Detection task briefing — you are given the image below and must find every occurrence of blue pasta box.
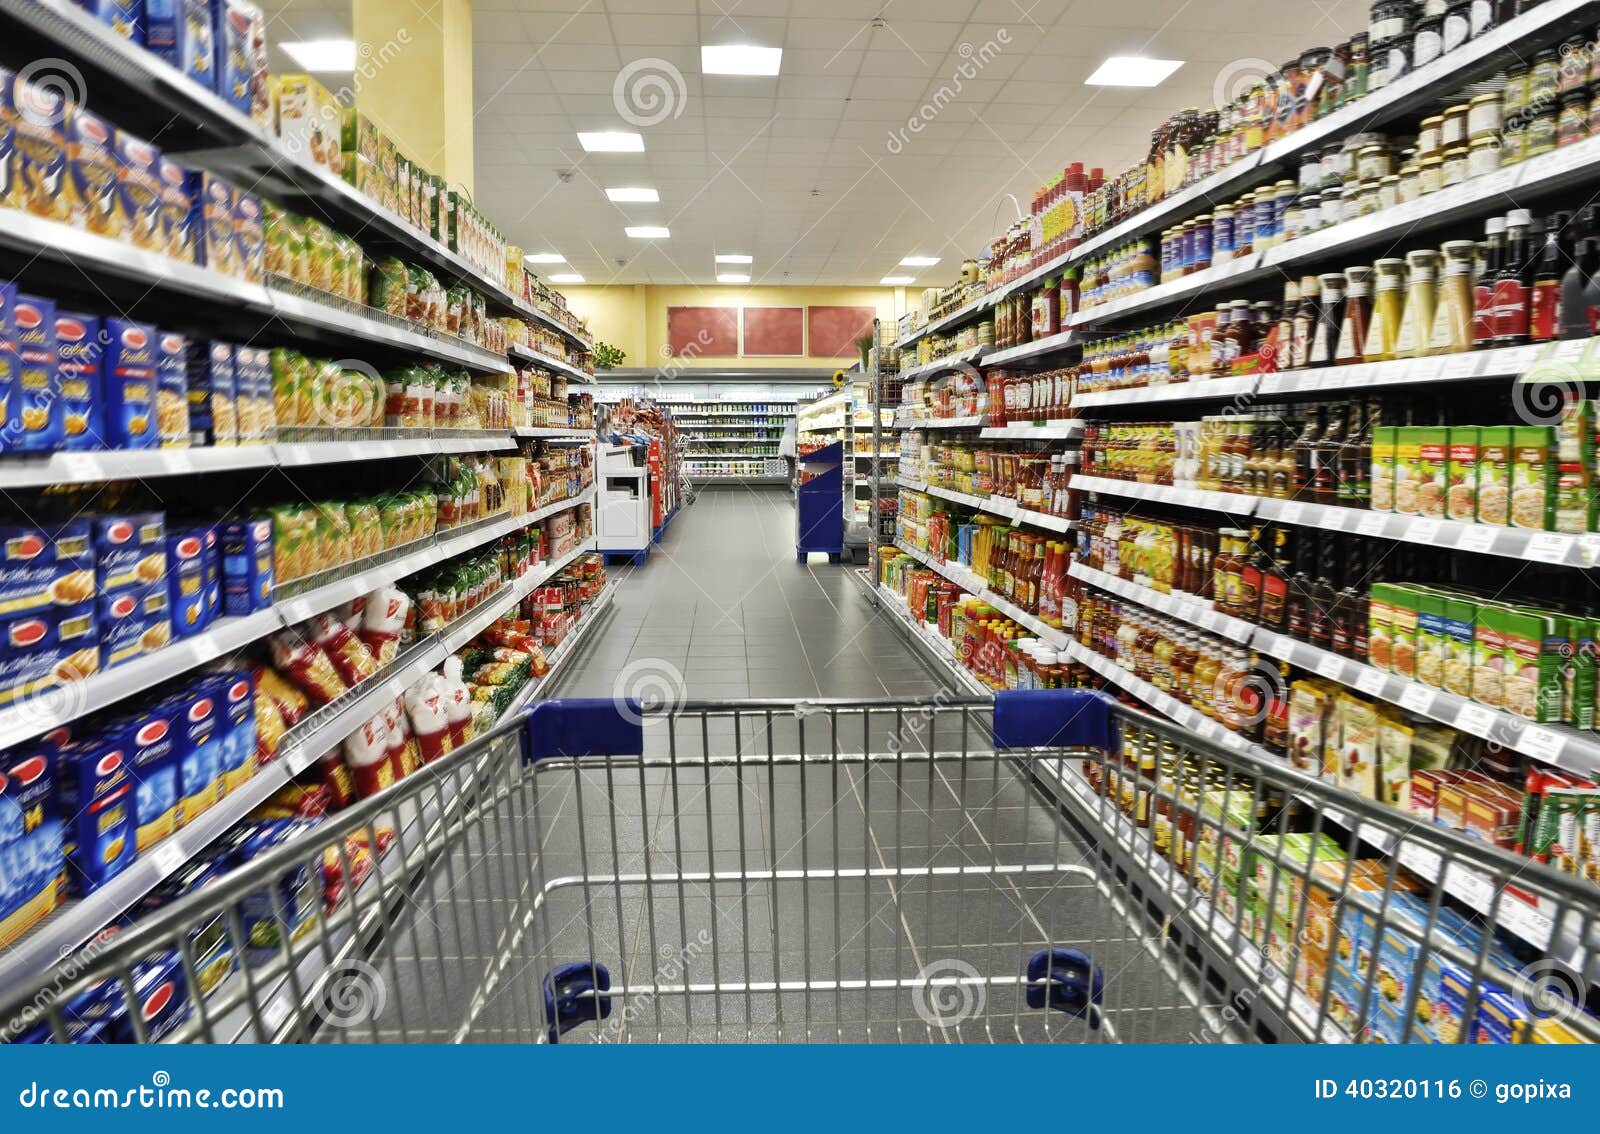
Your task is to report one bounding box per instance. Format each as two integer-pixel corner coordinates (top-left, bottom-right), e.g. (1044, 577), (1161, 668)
(145, 0), (214, 91)
(0, 518), (95, 618)
(185, 339), (235, 446)
(0, 604), (98, 707)
(199, 523), (220, 620)
(135, 858), (234, 996)
(97, 583), (171, 670)
(156, 329), (189, 448)
(157, 155), (194, 262)
(0, 70), (16, 212)
(221, 516), (272, 613)
(90, 511), (166, 595)
(11, 76), (69, 224)
(107, 701), (179, 851)
(234, 189), (263, 284)
(228, 819), (320, 961)
(239, 344), (273, 443)
(55, 733), (137, 895)
(0, 744), (64, 949)
(212, 0), (259, 119)
(64, 105), (125, 241)
(78, 0), (143, 41)
(10, 294), (63, 453)
(0, 281), (17, 433)
(214, 669), (256, 793)
(167, 680), (223, 825)
(165, 527), (209, 636)
(54, 310), (106, 450)
(113, 130), (163, 254)
(107, 952), (192, 1043)
(101, 317), (158, 449)
(184, 169), (236, 276)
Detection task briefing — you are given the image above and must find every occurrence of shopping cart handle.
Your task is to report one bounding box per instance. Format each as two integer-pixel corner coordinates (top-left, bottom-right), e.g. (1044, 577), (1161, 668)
(525, 699), (646, 760)
(992, 690), (1116, 751)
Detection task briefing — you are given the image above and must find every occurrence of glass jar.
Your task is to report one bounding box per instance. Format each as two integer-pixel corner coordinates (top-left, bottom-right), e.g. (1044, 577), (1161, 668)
(1440, 103), (1470, 149)
(1503, 65), (1529, 122)
(1467, 135), (1502, 177)
(1558, 92), (1588, 147)
(1466, 92), (1502, 140)
(1192, 215), (1213, 271)
(1440, 145), (1469, 186)
(1443, 0), (1474, 52)
(1299, 190), (1323, 232)
(1298, 154), (1324, 190)
(1558, 34), (1591, 94)
(1365, 258), (1407, 361)
(1397, 162), (1421, 202)
(1213, 205), (1236, 264)
(1369, 0), (1414, 45)
(1354, 178), (1383, 216)
(1526, 105), (1558, 158)
(1336, 265), (1374, 365)
(1372, 34), (1411, 89)
(1413, 15), (1445, 67)
(1589, 88), (1600, 138)
(1322, 184), (1345, 226)
(1356, 143), (1395, 180)
(1396, 248), (1439, 358)
(1428, 239), (1477, 354)
(1378, 174), (1400, 210)
(1501, 114), (1528, 166)
(1417, 115), (1444, 159)
(1344, 33), (1371, 103)
(1527, 48), (1560, 107)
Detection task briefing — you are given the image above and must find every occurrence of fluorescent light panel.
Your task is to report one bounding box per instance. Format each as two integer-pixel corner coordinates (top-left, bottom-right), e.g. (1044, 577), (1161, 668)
(605, 187), (659, 202)
(899, 256), (940, 267)
(549, 273), (585, 284)
(881, 275), (916, 285)
(525, 253), (565, 264)
(281, 40), (356, 71)
(626, 225), (670, 238)
(715, 254), (753, 264)
(1084, 56), (1184, 87)
(702, 45), (782, 76)
(577, 131), (644, 152)
(717, 273), (750, 283)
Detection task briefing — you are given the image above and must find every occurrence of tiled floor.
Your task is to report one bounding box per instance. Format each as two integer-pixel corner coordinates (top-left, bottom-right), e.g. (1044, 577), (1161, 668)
(550, 486), (949, 702)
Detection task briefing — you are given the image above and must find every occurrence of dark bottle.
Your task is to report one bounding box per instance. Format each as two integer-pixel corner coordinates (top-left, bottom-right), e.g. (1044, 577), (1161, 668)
(1530, 210), (1571, 342)
(1290, 274), (1320, 369)
(1292, 407), (1325, 501)
(1239, 524), (1271, 624)
(1307, 533), (1337, 652)
(1559, 206), (1600, 339)
(1493, 209), (1534, 346)
(1337, 399), (1374, 507)
(1259, 528), (1291, 633)
(1331, 537), (1369, 659)
(1473, 216), (1505, 348)
(1285, 532), (1315, 643)
(1314, 403), (1348, 506)
(1308, 272), (1345, 367)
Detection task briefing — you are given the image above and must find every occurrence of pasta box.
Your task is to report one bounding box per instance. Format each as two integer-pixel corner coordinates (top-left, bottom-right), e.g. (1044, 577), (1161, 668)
(157, 155), (194, 262)
(213, 0), (263, 121)
(10, 294), (63, 453)
(91, 511), (166, 595)
(55, 310), (106, 450)
(55, 733), (137, 894)
(234, 344), (270, 443)
(166, 681), (224, 825)
(227, 819), (320, 961)
(11, 76), (68, 223)
(234, 189), (263, 283)
(165, 527), (210, 636)
(101, 317), (158, 449)
(185, 339), (235, 446)
(156, 329), (189, 449)
(0, 745), (63, 950)
(0, 69), (16, 211)
(0, 604), (98, 707)
(79, 0), (142, 40)
(97, 583), (171, 670)
(106, 702), (180, 851)
(64, 105), (125, 240)
(0, 280), (17, 432)
(134, 858), (234, 996)
(213, 670), (256, 793)
(104, 952), (193, 1043)
(184, 169), (235, 275)
(222, 517), (272, 614)
(0, 518), (94, 618)
(200, 523), (221, 621)
(145, 0), (215, 92)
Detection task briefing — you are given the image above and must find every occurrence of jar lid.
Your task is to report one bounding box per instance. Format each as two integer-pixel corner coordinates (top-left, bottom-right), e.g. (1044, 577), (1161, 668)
(1442, 145), (1469, 157)
(1469, 135), (1501, 148)
(1467, 92), (1502, 107)
(1419, 114), (1444, 128)
(1358, 143), (1389, 155)
(1373, 257), (1406, 268)
(1443, 103), (1469, 116)
(1380, 174), (1400, 185)
(1398, 162), (1420, 175)
(1419, 154), (1445, 167)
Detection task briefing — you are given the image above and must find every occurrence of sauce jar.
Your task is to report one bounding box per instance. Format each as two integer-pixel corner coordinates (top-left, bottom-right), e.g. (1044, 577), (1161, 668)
(1442, 0), (1474, 52)
(1466, 92), (1502, 140)
(1503, 65), (1529, 122)
(1212, 205), (1236, 263)
(1467, 135), (1502, 177)
(1321, 184), (1345, 226)
(1418, 154), (1445, 194)
(1526, 105), (1558, 158)
(1558, 35), (1591, 94)
(1397, 162), (1421, 202)
(1354, 178), (1383, 216)
(1416, 114), (1444, 159)
(1441, 145), (1469, 186)
(1557, 91), (1589, 147)
(1378, 174), (1400, 210)
(1356, 143), (1394, 180)
(1527, 48), (1560, 107)
(1192, 215), (1214, 271)
(1589, 88), (1600, 138)
(1440, 103), (1470, 149)
(1369, 0), (1414, 45)
(1500, 114), (1528, 166)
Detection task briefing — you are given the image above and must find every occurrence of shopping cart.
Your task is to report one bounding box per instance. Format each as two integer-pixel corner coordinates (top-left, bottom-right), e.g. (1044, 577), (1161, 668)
(672, 434), (697, 508)
(4, 693), (1597, 1044)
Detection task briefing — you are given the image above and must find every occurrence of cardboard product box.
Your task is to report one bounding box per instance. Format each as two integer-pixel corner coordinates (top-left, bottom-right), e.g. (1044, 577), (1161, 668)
(0, 744), (64, 949)
(165, 528), (211, 637)
(200, 524), (221, 622)
(185, 339), (236, 447)
(145, 0), (215, 92)
(55, 311), (106, 450)
(0, 281), (17, 434)
(167, 681), (225, 825)
(11, 294), (63, 453)
(154, 329), (190, 449)
(184, 169), (236, 276)
(133, 858), (233, 995)
(213, 670), (257, 793)
(1444, 426), (1479, 522)
(1501, 605), (1566, 723)
(221, 517), (273, 614)
(1391, 427), (1424, 516)
(0, 68), (18, 211)
(11, 76), (69, 223)
(80, 0), (142, 39)
(1510, 425), (1556, 531)
(234, 189), (263, 283)
(0, 602), (97, 706)
(101, 317), (159, 449)
(97, 584), (171, 671)
(64, 106), (126, 240)
(55, 733), (138, 894)
(1414, 426), (1448, 519)
(212, 0), (263, 120)
(157, 156), (195, 262)
(90, 512), (166, 596)
(275, 74), (341, 172)
(107, 702), (182, 852)
(0, 519), (94, 618)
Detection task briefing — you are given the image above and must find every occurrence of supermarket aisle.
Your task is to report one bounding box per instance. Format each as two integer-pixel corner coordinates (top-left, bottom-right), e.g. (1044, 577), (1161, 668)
(553, 487), (945, 700)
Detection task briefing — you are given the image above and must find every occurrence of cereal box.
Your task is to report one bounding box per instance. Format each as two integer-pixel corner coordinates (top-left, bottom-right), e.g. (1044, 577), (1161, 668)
(91, 511), (166, 595)
(185, 339), (236, 446)
(101, 317), (158, 448)
(64, 106), (126, 239)
(1510, 425), (1555, 530)
(165, 528), (210, 636)
(11, 294), (62, 453)
(234, 189), (263, 283)
(222, 517), (273, 613)
(146, 0), (215, 91)
(168, 681), (224, 825)
(53, 310), (106, 450)
(156, 155), (195, 262)
(184, 169), (236, 275)
(55, 733), (136, 895)
(97, 584), (171, 670)
(156, 330), (190, 448)
(106, 155), (157, 271)
(11, 76), (69, 223)
(0, 744), (63, 949)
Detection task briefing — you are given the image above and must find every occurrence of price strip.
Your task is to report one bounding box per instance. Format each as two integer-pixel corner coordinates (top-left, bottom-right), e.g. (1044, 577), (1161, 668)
(1515, 724), (1566, 763)
(1437, 353), (1480, 381)
(1405, 519), (1441, 546)
(1454, 703), (1499, 737)
(1275, 501), (1305, 524)
(1399, 684), (1436, 714)
(1454, 526), (1499, 555)
(1315, 655), (1348, 682)
(1197, 608), (1220, 631)
(1522, 532), (1572, 565)
(148, 839), (188, 876)
(1357, 512), (1390, 537)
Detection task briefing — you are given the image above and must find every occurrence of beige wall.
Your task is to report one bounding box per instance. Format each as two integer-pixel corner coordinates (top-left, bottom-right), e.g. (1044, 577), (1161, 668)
(564, 284), (904, 370)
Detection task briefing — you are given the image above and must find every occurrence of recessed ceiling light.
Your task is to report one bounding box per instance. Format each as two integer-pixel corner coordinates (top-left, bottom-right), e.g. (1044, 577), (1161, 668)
(626, 225), (670, 239)
(281, 40), (356, 71)
(899, 256), (940, 267)
(577, 131), (644, 153)
(1084, 56), (1184, 87)
(549, 273), (585, 284)
(702, 45), (783, 76)
(605, 187), (660, 203)
(881, 275), (916, 285)
(715, 253), (754, 264)
(717, 273), (751, 284)
(525, 253), (566, 264)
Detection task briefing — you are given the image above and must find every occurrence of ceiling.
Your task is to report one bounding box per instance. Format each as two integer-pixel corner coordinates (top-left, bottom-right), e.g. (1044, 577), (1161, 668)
(259, 0), (1370, 288)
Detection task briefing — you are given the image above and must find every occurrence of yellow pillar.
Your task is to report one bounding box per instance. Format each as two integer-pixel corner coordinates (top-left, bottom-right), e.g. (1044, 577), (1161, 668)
(351, 0), (476, 196)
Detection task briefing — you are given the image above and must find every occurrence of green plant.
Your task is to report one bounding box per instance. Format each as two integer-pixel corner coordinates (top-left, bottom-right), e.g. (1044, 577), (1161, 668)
(856, 333), (874, 368)
(594, 341), (626, 369)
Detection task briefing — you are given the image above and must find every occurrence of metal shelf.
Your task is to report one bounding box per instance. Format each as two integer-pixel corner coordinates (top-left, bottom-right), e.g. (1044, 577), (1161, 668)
(899, 344), (990, 380)
(980, 330), (1079, 367)
(892, 414), (986, 431)
(979, 420), (1084, 441)
(509, 342), (596, 384)
(265, 283), (510, 374)
(892, 539), (1071, 649)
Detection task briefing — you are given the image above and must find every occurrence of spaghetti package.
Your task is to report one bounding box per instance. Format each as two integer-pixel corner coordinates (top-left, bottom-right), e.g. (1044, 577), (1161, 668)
(403, 675), (452, 763)
(382, 697), (420, 777)
(341, 710), (401, 799)
(268, 629), (349, 706)
(359, 587), (409, 666)
(251, 662), (309, 727)
(309, 611), (379, 686)
(335, 595), (366, 634)
(440, 656), (473, 748)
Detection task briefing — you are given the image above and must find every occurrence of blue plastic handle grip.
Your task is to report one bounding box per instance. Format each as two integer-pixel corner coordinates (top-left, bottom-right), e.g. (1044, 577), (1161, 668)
(992, 689), (1115, 751)
(525, 699), (645, 759)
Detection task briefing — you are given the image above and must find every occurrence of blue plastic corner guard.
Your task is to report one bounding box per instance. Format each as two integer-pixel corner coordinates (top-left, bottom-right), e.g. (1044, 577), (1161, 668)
(525, 699), (645, 760)
(992, 690), (1115, 751)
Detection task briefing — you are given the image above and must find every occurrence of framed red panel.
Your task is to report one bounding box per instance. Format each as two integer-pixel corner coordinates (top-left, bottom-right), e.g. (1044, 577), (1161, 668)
(742, 306), (805, 356)
(667, 306), (739, 357)
(807, 305), (877, 357)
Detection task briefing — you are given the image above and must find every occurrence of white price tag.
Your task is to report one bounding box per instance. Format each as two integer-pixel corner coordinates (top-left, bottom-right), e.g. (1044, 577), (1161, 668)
(1455, 703), (1499, 737)
(59, 453), (100, 479)
(1315, 655), (1347, 682)
(1517, 724), (1566, 762)
(1357, 512), (1390, 537)
(1522, 532), (1572, 565)
(1399, 684), (1436, 714)
(149, 839), (187, 876)
(1197, 609), (1220, 631)
(1406, 519), (1441, 545)
(1276, 502), (1305, 524)
(1579, 534), (1600, 568)
(1552, 338), (1592, 365)
(1455, 526), (1499, 554)
(1438, 353), (1479, 381)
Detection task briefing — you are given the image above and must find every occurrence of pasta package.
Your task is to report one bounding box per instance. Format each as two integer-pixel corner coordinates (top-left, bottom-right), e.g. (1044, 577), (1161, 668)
(309, 611), (379, 686)
(267, 629), (349, 707)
